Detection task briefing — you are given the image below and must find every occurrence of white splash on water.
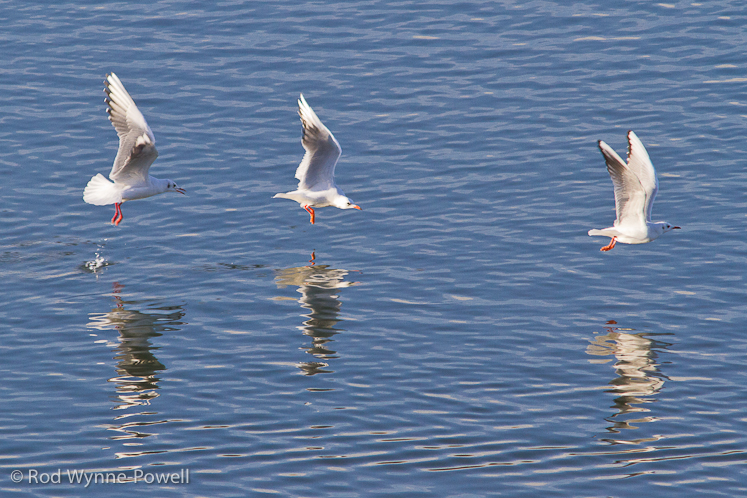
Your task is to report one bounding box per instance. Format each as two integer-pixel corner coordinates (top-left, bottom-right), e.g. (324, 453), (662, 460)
(85, 239), (109, 273)
(85, 252), (107, 272)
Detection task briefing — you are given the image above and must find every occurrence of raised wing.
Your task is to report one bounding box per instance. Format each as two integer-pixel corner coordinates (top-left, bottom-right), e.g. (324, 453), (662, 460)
(598, 138), (647, 228)
(105, 73), (158, 183)
(295, 94), (342, 191)
(625, 130), (659, 221)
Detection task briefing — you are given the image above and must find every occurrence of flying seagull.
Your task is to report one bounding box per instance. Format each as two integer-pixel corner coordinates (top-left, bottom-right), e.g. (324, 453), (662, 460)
(83, 73), (185, 226)
(273, 94), (361, 224)
(588, 130), (679, 251)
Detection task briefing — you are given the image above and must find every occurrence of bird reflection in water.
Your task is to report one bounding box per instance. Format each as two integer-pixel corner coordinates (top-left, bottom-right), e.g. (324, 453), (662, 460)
(587, 320), (672, 442)
(275, 252), (359, 375)
(87, 282), (185, 444)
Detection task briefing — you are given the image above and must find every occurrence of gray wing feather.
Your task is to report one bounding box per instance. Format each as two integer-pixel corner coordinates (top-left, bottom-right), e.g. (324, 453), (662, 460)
(625, 130), (658, 222)
(598, 138), (647, 228)
(295, 94), (341, 191)
(105, 73), (158, 183)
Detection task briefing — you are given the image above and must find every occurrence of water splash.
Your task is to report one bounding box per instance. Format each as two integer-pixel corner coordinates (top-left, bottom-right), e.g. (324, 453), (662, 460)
(83, 239), (111, 274)
(85, 252), (107, 272)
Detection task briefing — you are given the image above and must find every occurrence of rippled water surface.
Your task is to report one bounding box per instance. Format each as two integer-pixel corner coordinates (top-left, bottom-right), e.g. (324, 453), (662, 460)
(2, 1), (747, 496)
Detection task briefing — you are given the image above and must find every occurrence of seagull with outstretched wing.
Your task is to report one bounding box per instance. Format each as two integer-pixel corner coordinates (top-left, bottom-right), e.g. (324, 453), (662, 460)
(273, 94), (360, 224)
(588, 130), (679, 251)
(83, 73), (185, 226)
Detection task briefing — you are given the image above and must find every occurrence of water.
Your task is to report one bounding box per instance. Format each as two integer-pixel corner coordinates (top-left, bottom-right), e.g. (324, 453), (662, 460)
(1, 0), (746, 496)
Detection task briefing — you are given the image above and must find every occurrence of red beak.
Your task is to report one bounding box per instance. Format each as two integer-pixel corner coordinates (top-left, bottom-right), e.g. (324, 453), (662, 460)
(673, 226), (681, 229)
(353, 205), (361, 210)
(175, 187), (186, 195)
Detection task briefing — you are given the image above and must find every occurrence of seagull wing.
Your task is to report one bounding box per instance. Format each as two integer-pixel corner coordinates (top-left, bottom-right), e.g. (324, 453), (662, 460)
(625, 130), (659, 222)
(598, 137), (647, 228)
(295, 94), (342, 191)
(105, 73), (158, 184)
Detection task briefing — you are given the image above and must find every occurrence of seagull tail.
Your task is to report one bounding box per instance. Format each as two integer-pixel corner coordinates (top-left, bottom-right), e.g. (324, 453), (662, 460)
(273, 192), (301, 202)
(588, 228), (615, 237)
(83, 174), (121, 206)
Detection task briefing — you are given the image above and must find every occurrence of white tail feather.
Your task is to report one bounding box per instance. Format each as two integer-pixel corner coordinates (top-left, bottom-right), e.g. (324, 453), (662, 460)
(83, 174), (122, 205)
(588, 228), (616, 237)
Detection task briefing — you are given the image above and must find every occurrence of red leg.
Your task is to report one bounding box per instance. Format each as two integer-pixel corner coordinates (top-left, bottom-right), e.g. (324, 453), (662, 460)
(111, 203), (119, 224)
(309, 250), (315, 266)
(303, 205), (315, 224)
(112, 203), (123, 226)
(600, 237), (617, 252)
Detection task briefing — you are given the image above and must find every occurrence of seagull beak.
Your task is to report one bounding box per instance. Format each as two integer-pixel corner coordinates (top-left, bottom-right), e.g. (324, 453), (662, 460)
(175, 187), (186, 195)
(673, 226), (681, 229)
(353, 205), (361, 210)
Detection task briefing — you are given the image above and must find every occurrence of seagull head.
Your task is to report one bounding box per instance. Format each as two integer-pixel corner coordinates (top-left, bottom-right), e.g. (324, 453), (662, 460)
(655, 222), (680, 234)
(165, 180), (186, 195)
(333, 195), (361, 211)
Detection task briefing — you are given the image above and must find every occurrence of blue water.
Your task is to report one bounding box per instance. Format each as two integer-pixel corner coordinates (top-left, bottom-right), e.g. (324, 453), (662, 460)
(1, 1), (746, 496)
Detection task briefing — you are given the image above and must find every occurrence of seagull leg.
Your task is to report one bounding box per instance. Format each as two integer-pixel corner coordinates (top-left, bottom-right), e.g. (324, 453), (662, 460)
(303, 205), (315, 224)
(600, 237), (617, 252)
(309, 250), (315, 266)
(115, 204), (124, 226)
(111, 203), (124, 226)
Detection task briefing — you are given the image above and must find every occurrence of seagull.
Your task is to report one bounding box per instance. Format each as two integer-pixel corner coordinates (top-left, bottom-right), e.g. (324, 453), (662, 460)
(83, 73), (185, 226)
(273, 94), (361, 224)
(588, 130), (680, 251)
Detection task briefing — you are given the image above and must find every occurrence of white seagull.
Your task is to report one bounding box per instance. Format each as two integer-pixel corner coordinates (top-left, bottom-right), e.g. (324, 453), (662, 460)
(588, 130), (680, 251)
(83, 73), (185, 226)
(273, 94), (361, 224)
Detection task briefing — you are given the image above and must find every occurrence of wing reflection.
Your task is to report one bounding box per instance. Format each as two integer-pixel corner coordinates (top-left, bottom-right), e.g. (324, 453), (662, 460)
(275, 255), (358, 376)
(587, 321), (672, 442)
(87, 282), (185, 443)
